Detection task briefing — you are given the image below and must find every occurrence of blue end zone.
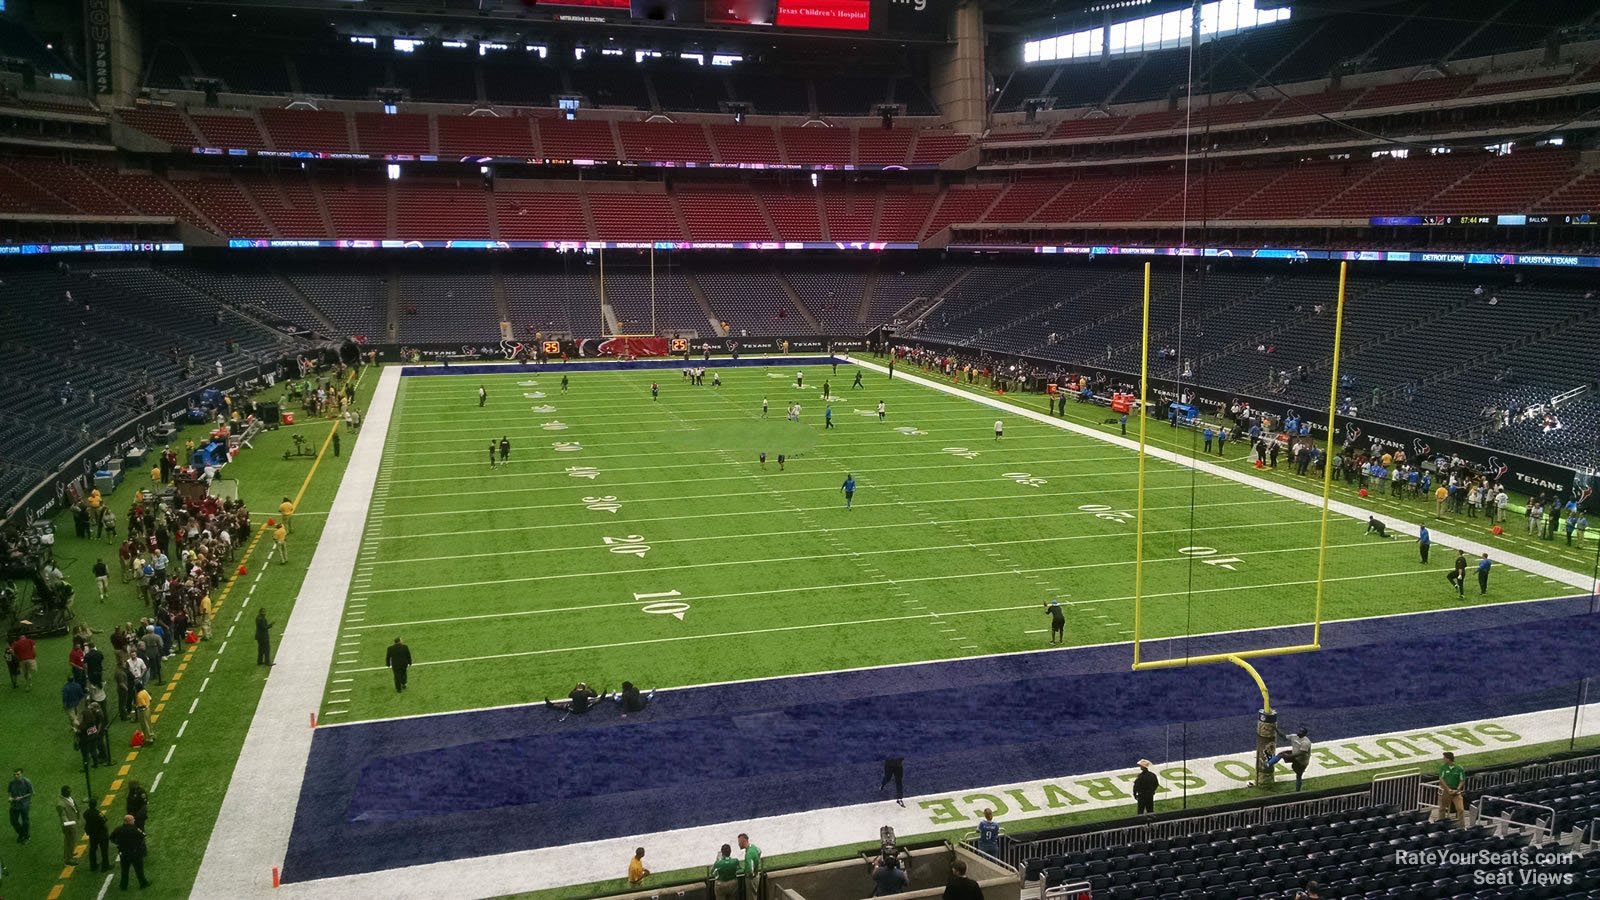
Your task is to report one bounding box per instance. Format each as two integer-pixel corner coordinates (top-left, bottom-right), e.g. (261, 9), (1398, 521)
(401, 355), (845, 377)
(282, 597), (1600, 882)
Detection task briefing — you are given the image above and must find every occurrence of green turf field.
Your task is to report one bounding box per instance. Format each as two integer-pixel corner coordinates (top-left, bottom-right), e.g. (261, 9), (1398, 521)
(323, 361), (1582, 722)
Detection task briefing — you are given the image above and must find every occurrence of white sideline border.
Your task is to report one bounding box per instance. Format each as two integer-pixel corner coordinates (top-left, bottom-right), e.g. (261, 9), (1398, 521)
(851, 357), (1596, 597)
(194, 359), (1597, 900)
(275, 701), (1600, 900)
(193, 364), (403, 898)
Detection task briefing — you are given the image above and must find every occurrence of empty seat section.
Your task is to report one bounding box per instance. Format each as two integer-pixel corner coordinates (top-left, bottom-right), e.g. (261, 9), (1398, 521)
(983, 180), (1065, 224)
(590, 193), (683, 241)
(1419, 150), (1578, 213)
(116, 106), (198, 146)
(675, 188), (774, 241)
(394, 183), (490, 240)
(779, 127), (853, 167)
(495, 191), (588, 241)
(823, 191), (877, 241)
(908, 132), (972, 166)
(1316, 154), (1486, 217)
(855, 128), (913, 167)
(12, 160), (133, 215)
(238, 172), (328, 238)
(396, 270), (499, 342)
(759, 191), (824, 241)
(535, 119), (619, 160)
(353, 112), (431, 156)
(708, 125), (782, 164)
(503, 266), (601, 338)
(437, 115), (537, 158)
(601, 268), (706, 335)
(1029, 176), (1119, 223)
(925, 185), (1002, 233)
(285, 271), (387, 337)
(1350, 75), (1473, 110)
(260, 109), (352, 153)
(321, 180), (390, 239)
(189, 113), (268, 150)
(876, 192), (936, 242)
(616, 121), (714, 163)
(170, 176), (270, 236)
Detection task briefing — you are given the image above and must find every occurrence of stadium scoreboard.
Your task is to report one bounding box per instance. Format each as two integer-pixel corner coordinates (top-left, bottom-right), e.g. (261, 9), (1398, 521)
(530, 0), (949, 36)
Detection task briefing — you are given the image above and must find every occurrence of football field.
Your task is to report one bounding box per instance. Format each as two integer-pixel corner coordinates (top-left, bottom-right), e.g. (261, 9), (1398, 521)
(319, 358), (1574, 724)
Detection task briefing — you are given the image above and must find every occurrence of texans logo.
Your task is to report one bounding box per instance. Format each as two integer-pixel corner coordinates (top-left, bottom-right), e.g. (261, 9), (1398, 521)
(1486, 456), (1509, 478)
(1579, 486), (1593, 504)
(1343, 423), (1361, 442)
(497, 340), (525, 360)
(1412, 438), (1431, 456)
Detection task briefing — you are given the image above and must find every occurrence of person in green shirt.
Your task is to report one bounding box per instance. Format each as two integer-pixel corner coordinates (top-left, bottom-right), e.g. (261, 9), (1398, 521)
(1435, 751), (1466, 827)
(737, 833), (762, 899)
(710, 843), (740, 900)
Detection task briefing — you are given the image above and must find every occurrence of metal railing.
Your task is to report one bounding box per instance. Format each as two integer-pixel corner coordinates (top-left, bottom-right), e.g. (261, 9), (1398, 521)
(1004, 789), (1376, 870)
(1475, 795), (1559, 843)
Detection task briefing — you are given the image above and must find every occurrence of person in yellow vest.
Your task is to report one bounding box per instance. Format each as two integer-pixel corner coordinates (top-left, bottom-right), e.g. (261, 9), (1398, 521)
(278, 497), (295, 533)
(273, 522), (289, 564)
(149, 465), (161, 487)
(198, 594), (213, 640)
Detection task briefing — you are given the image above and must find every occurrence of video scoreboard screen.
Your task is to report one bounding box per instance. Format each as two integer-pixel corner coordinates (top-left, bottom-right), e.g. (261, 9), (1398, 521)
(540, 0), (943, 34)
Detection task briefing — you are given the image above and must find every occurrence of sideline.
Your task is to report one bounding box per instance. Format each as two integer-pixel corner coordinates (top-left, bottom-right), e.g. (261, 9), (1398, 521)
(849, 357), (1596, 596)
(191, 365), (402, 897)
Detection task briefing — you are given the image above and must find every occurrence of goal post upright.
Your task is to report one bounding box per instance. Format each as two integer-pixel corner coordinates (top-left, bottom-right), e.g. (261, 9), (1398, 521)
(1130, 262), (1350, 671)
(1132, 261), (1152, 669)
(1311, 260), (1351, 649)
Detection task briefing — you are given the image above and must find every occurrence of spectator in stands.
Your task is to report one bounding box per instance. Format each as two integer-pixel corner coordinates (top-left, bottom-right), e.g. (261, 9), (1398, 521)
(738, 833), (762, 899)
(871, 853), (908, 895)
(710, 844), (740, 899)
(944, 860), (984, 899)
(1132, 759), (1158, 815)
(975, 808), (1001, 857)
(1434, 752), (1466, 827)
(1293, 881), (1321, 900)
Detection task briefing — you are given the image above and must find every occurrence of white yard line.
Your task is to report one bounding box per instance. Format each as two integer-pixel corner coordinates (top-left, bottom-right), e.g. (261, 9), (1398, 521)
(373, 496), (1299, 543)
(372, 515), (1324, 568)
(339, 568), (1469, 664)
(372, 478), (1245, 522)
(852, 359), (1596, 595)
(356, 537), (1383, 596)
(385, 465), (1187, 502)
(326, 589), (1582, 730)
(193, 364), (401, 899)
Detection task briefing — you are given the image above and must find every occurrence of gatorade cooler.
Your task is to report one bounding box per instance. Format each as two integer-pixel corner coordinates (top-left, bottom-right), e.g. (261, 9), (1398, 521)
(282, 412), (296, 426)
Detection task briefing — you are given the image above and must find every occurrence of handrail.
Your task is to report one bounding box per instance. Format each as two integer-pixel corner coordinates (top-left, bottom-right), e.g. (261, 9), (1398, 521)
(1475, 795), (1559, 840)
